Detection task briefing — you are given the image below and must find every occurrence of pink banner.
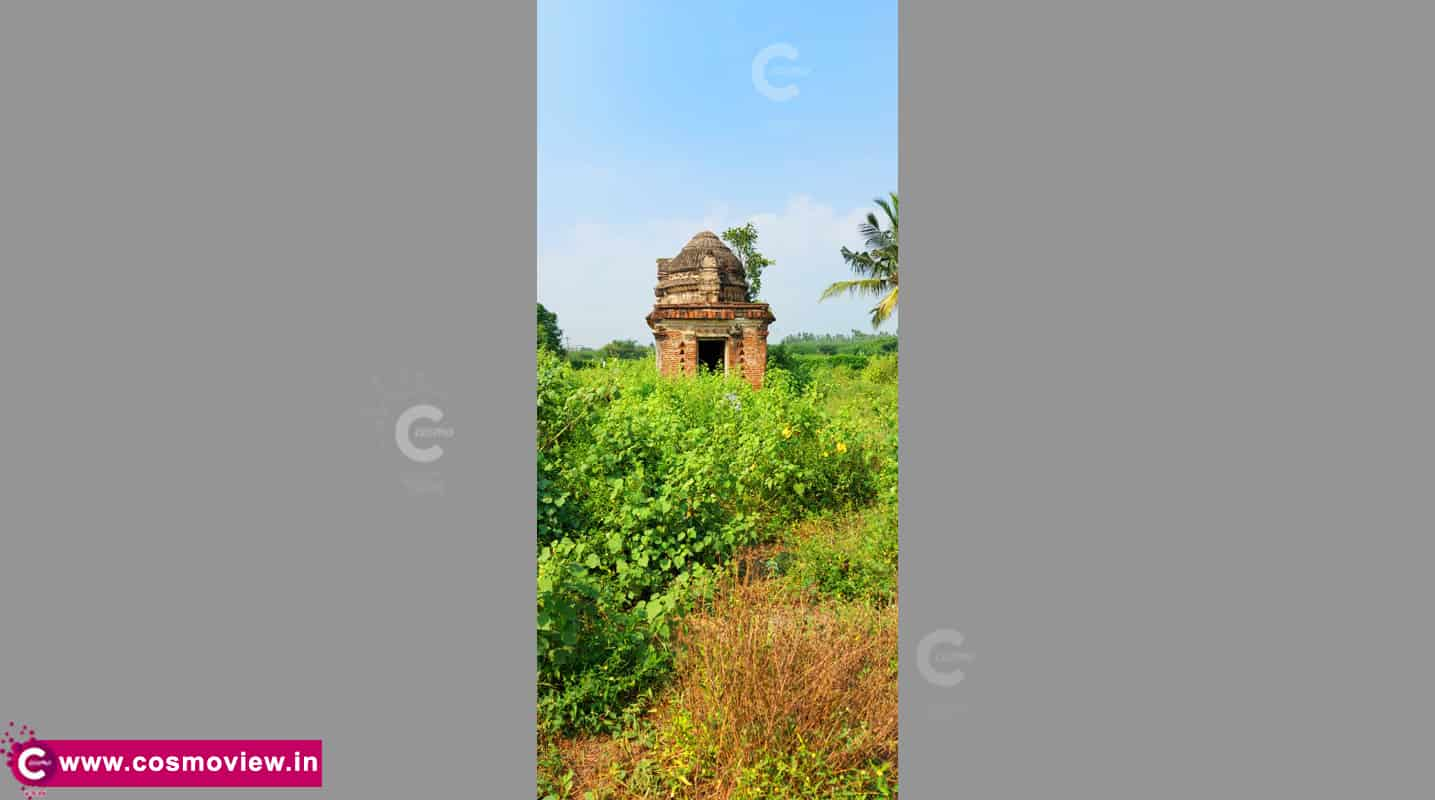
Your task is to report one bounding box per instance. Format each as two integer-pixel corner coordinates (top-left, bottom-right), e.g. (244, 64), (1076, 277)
(8, 740), (322, 788)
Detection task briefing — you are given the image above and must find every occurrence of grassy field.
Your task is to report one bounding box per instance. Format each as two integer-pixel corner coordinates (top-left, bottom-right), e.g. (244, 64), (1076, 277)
(538, 349), (898, 798)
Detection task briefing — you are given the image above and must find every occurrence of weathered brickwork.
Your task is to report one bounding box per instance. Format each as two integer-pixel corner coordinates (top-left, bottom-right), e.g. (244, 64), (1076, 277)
(741, 326), (768, 387)
(646, 231), (774, 389)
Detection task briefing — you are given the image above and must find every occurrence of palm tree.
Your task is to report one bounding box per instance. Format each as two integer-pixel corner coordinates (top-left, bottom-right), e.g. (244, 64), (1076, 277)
(820, 193), (898, 328)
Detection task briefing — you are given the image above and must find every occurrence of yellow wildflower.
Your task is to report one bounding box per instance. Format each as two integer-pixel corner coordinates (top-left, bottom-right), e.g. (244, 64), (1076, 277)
(836, 441), (848, 454)
(781, 425), (793, 439)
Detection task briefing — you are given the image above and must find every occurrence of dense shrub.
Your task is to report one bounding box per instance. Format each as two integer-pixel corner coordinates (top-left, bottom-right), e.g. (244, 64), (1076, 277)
(780, 506), (898, 606)
(536, 350), (895, 734)
(536, 550), (674, 734)
(861, 353), (897, 386)
(763, 343), (812, 390)
(797, 352), (869, 372)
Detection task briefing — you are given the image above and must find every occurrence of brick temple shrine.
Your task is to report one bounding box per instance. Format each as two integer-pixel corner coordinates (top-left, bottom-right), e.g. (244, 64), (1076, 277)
(646, 231), (775, 389)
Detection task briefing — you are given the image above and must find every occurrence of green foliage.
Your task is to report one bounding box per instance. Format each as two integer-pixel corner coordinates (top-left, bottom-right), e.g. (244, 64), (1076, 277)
(764, 343), (813, 391)
(802, 352), (870, 372)
(536, 743), (575, 800)
(767, 331), (900, 387)
(780, 506), (899, 606)
(780, 330), (898, 357)
(536, 548), (676, 734)
(822, 193), (899, 329)
(807, 357), (899, 506)
(721, 222), (775, 301)
(565, 347), (602, 369)
(565, 339), (653, 368)
(600, 338), (650, 361)
(732, 749), (898, 800)
(536, 349), (896, 735)
(537, 303), (566, 357)
(653, 707), (897, 800)
(861, 353), (898, 385)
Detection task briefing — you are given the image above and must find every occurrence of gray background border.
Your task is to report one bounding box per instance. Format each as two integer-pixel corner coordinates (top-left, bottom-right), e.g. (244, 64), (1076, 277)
(4, 1), (1433, 797)
(2, 2), (535, 797)
(902, 1), (1432, 796)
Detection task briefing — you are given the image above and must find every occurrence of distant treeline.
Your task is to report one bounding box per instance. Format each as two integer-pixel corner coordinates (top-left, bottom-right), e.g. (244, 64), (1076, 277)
(778, 330), (898, 356)
(557, 330), (899, 371)
(567, 339), (651, 367)
(766, 330), (896, 372)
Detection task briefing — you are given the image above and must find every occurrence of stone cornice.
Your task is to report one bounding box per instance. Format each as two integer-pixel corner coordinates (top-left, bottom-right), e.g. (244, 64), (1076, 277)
(646, 303), (775, 327)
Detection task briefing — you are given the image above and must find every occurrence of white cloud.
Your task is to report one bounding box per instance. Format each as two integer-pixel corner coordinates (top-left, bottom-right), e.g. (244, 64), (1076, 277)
(537, 195), (894, 348)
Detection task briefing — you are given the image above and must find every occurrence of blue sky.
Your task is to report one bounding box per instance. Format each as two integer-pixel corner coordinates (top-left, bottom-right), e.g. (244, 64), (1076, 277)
(538, 0), (898, 347)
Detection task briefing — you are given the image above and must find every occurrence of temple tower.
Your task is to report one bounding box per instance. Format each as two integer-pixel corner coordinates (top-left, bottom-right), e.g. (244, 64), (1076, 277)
(645, 231), (775, 389)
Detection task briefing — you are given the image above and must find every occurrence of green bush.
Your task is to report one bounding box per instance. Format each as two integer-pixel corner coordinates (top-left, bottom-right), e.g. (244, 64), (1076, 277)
(862, 353), (898, 385)
(536, 349), (895, 734)
(796, 352), (869, 372)
(764, 343), (813, 390)
(781, 505), (899, 606)
(536, 548), (675, 733)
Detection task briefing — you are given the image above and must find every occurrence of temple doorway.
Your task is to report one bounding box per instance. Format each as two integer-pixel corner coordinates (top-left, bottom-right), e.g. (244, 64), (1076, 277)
(698, 339), (725, 374)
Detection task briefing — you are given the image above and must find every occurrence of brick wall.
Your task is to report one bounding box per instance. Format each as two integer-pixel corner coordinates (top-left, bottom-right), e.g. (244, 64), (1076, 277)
(653, 322), (769, 388)
(741, 327), (767, 389)
(681, 332), (697, 375)
(655, 330), (698, 377)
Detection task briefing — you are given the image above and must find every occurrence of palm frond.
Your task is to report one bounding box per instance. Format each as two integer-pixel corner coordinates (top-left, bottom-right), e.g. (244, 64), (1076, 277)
(840, 246), (884, 276)
(873, 194), (898, 230)
(869, 286), (898, 327)
(826, 192), (899, 327)
(858, 222), (890, 251)
(820, 278), (892, 301)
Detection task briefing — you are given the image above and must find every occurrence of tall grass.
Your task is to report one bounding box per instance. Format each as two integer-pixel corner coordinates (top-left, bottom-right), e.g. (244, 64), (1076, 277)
(654, 576), (898, 799)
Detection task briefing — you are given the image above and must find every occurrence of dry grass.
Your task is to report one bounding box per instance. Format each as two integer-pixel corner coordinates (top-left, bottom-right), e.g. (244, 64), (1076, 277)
(547, 562), (898, 799)
(657, 574), (898, 798)
(545, 734), (630, 797)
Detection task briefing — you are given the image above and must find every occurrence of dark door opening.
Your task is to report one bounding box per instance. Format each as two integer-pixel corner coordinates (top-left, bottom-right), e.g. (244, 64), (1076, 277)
(697, 339), (725, 374)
